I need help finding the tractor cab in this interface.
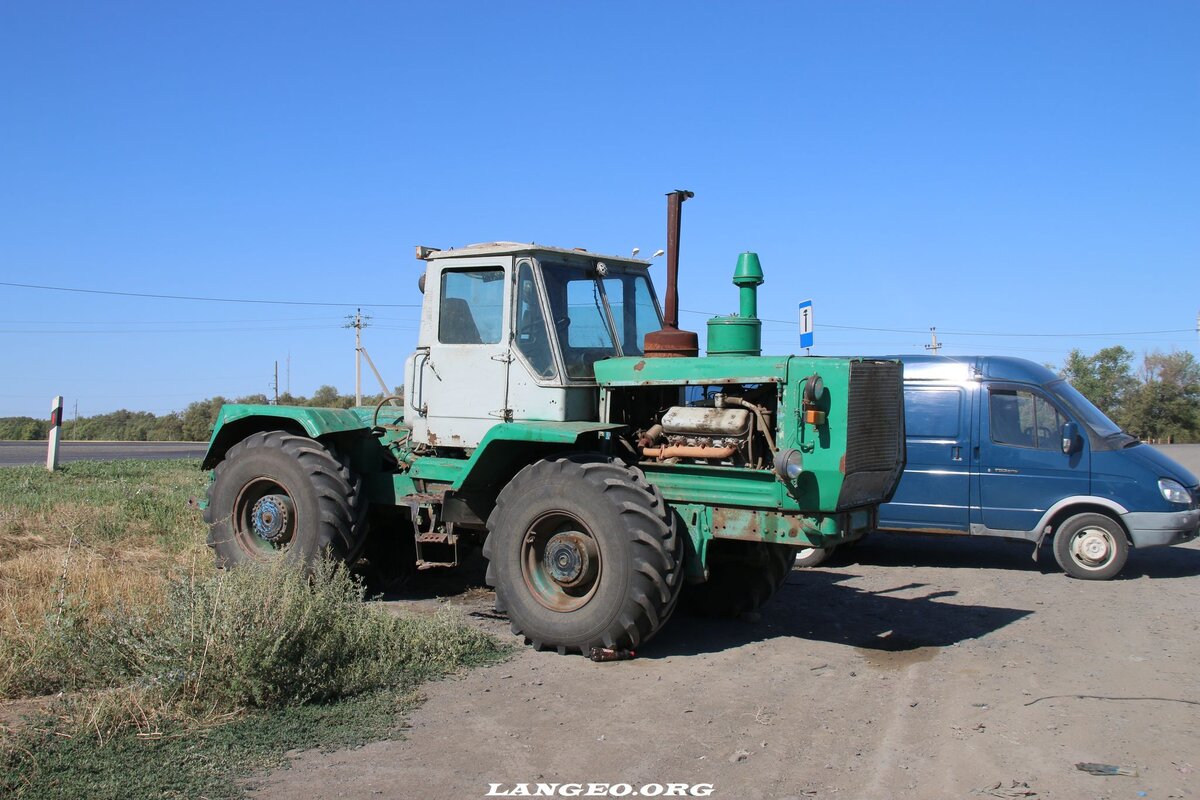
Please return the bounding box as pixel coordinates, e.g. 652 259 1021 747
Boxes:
406 243 663 449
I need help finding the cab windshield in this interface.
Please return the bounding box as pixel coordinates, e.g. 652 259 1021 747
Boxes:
540 262 661 380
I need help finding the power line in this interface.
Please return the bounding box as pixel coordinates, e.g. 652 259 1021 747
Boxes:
680 308 1193 338
0 324 338 334
0 315 342 325
0 281 421 308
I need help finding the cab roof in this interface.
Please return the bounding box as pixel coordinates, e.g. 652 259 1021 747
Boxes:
418 241 652 266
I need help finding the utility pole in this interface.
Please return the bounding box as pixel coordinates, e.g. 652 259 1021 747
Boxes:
286 351 291 396
71 400 78 440
272 361 279 404
345 308 372 407
925 327 942 355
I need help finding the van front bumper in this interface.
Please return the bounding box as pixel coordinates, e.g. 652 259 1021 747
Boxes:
1121 509 1200 548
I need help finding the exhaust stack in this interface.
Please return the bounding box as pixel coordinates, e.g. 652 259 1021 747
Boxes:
643 189 700 358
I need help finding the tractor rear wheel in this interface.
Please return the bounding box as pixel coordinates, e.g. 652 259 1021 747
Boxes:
204 431 367 568
483 454 685 654
685 540 796 617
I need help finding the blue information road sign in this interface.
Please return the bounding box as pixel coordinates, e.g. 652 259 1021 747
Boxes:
799 300 814 349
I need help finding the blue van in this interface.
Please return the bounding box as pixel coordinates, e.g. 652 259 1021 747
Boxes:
798 356 1199 579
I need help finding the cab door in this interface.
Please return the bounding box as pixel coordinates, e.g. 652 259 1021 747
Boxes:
976 384 1090 533
415 263 511 448
878 384 973 532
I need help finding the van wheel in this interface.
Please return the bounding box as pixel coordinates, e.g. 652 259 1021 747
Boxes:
1052 513 1129 580
794 545 835 568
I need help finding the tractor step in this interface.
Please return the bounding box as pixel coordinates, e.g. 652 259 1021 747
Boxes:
415 530 459 569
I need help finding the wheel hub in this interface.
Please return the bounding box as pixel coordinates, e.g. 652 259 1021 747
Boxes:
251 494 294 544
543 532 593 588
1071 527 1113 566
521 513 603 613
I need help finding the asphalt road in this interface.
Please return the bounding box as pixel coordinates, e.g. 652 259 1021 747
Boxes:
1155 443 1200 478
2 439 1197 476
0 440 208 466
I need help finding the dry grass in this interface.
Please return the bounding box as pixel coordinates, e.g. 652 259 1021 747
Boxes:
0 460 210 699
0 508 209 637
0 458 510 800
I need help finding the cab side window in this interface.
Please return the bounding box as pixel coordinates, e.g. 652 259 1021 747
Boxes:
439 268 504 344
514 261 557 379
990 389 1066 450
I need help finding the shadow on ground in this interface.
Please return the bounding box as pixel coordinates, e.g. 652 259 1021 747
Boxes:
369 534 1200 661
837 531 1200 580
639 567 1031 659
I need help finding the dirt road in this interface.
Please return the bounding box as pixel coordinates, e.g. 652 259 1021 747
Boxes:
255 534 1200 800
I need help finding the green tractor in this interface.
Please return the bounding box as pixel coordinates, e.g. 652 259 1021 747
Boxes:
200 191 905 654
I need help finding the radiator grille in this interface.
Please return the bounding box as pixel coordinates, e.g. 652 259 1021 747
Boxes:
844 361 903 476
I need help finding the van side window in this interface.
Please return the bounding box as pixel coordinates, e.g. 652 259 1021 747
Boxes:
1033 396 1066 451
439 268 504 344
905 389 961 438
990 389 1065 450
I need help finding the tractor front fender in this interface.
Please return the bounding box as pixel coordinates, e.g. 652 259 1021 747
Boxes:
409 421 626 493
202 404 378 469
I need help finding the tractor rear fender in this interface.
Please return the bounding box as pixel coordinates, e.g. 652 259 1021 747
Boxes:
202 405 376 469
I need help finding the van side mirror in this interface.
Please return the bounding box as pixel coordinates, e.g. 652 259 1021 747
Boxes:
1061 421 1080 455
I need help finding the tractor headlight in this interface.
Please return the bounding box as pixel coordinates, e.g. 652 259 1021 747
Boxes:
774 448 804 481
1158 478 1191 505
804 375 824 405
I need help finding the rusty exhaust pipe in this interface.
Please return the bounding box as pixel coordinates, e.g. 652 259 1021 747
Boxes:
643 189 699 358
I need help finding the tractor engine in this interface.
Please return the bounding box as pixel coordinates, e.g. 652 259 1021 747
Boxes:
634 390 777 468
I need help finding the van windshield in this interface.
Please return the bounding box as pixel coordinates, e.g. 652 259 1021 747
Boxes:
1047 380 1124 438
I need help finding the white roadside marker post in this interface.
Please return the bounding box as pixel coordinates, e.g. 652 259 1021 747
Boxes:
47 395 63 472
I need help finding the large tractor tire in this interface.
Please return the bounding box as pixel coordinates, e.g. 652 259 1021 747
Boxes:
684 540 796 618
204 431 368 568
483 454 685 655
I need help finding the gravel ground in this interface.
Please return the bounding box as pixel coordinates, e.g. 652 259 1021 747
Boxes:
253 533 1200 800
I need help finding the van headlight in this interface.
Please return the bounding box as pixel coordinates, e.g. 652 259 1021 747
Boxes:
1158 478 1191 505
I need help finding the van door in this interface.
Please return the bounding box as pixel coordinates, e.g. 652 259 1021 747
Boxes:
878 385 973 533
977 384 1090 534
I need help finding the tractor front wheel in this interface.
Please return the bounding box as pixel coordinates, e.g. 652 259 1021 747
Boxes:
483 455 685 654
204 431 367 568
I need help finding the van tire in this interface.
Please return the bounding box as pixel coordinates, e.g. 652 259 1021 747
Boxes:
794 545 835 568
1052 513 1128 581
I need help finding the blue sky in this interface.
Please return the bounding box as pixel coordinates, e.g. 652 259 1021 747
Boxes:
2 1 1197 419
